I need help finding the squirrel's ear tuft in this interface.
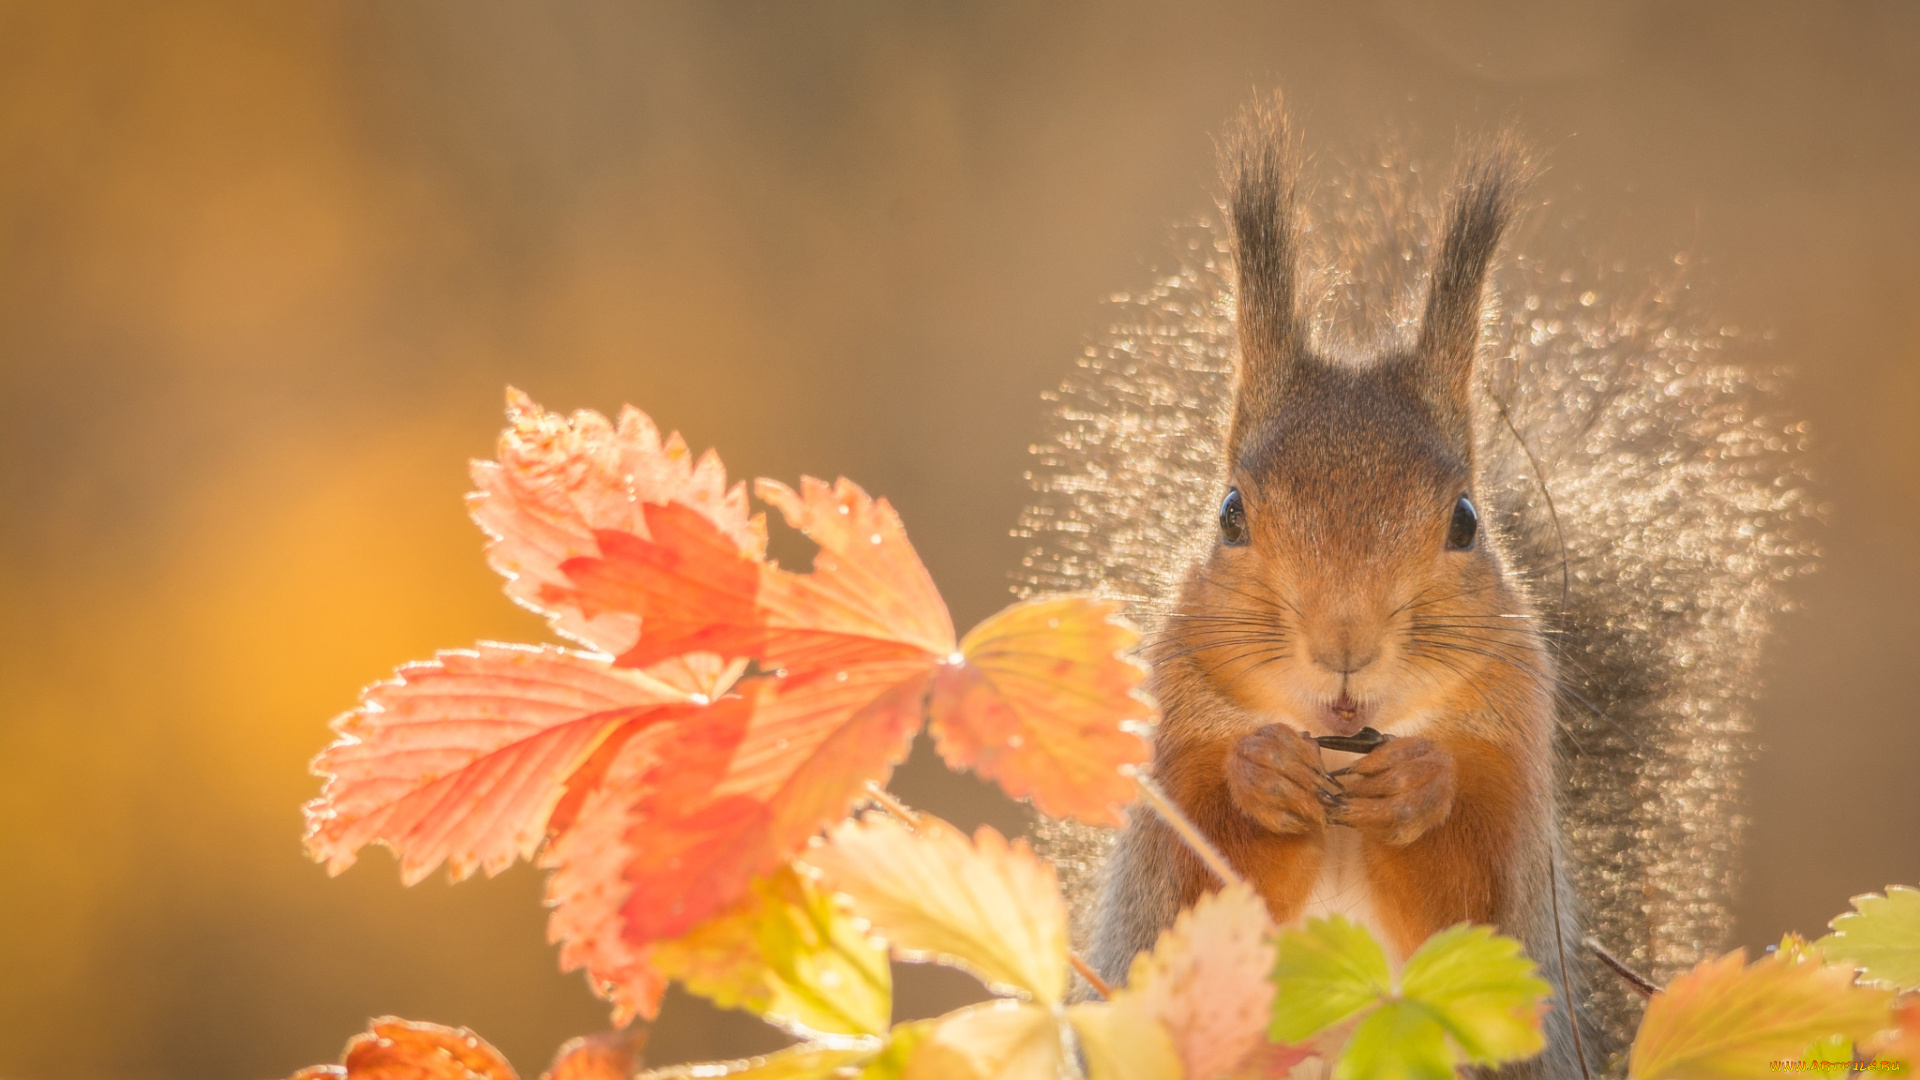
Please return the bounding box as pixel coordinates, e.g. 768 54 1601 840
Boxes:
1222 91 1305 454
1409 135 1532 449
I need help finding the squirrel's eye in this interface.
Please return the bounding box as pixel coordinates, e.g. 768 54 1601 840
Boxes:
1446 494 1478 551
1219 488 1249 547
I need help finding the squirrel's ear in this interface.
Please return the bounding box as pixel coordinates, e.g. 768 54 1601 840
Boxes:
1223 92 1306 456
1408 139 1529 450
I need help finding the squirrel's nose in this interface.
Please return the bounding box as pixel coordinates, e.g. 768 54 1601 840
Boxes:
1311 641 1378 675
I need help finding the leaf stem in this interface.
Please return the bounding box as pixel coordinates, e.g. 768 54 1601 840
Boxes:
863 781 921 833
1126 767 1244 889
1584 936 1661 999
1068 951 1114 1000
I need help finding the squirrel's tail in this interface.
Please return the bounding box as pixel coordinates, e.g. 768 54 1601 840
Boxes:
1016 152 1817 1052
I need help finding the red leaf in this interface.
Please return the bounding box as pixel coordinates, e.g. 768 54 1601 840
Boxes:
306 644 689 884
620 664 929 941
542 700 750 1023
290 1018 518 1080
555 477 955 674
928 596 1151 826
469 388 762 695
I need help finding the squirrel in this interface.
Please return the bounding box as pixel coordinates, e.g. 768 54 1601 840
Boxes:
1019 93 1818 1076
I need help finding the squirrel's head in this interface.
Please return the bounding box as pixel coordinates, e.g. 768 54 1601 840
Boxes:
1167 97 1542 738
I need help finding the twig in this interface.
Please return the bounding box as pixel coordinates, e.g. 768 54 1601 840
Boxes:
861 780 1112 1000
1126 767 1244 889
1584 936 1661 999
1068 951 1114 1001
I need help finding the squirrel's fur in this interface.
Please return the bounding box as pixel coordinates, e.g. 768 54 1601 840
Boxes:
1019 94 1816 1075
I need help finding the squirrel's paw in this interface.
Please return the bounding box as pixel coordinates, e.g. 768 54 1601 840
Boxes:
1327 735 1456 846
1226 724 1339 835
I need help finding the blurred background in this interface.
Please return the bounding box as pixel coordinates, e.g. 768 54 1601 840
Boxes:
0 2 1915 1077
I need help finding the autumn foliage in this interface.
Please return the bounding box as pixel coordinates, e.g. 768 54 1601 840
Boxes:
293 391 1920 1080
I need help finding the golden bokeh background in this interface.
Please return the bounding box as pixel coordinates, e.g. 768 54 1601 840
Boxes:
0 3 1915 1077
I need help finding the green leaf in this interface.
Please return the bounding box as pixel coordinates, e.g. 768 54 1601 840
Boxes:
1803 1035 1855 1079
858 1021 934 1080
653 866 892 1037
1818 886 1920 991
1335 1001 1453 1080
1399 923 1550 1065
1269 916 1394 1043
639 1042 881 1079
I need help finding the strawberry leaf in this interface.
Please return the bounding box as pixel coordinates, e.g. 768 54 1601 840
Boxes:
291 1017 519 1080
1398 923 1549 1066
1066 999 1184 1080
1269 916 1394 1044
306 644 692 884
470 389 763 690
901 1001 1064 1080
1819 886 1920 991
651 865 892 1038
928 596 1151 826
539 1032 646 1080
804 815 1069 1004
1335 1001 1452 1080
1120 882 1277 1080
638 1042 881 1080
1628 949 1895 1080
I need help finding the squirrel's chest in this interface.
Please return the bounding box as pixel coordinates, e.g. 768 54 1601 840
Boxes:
1297 827 1396 952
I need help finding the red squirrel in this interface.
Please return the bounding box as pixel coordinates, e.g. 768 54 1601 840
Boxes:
1086 98 1590 1076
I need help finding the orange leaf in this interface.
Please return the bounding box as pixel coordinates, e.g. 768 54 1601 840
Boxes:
306 644 693 884
469 388 762 695
928 597 1150 826
289 1017 518 1080
539 1030 647 1080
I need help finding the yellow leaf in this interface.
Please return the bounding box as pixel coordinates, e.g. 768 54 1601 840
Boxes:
639 1042 880 1080
901 1000 1064 1080
804 815 1068 1004
652 866 891 1037
1629 950 1895 1080
1069 999 1185 1080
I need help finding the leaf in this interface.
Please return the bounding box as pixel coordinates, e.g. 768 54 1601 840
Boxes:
469 388 764 673
618 665 929 943
1120 883 1276 1080
306 644 693 883
651 865 892 1038
542 693 756 1022
900 1001 1064 1080
555 476 954 675
290 1017 519 1080
857 1021 936 1080
1802 1035 1855 1079
1628 949 1896 1080
1398 923 1550 1066
539 1030 647 1080
1819 887 1920 991
1334 1002 1452 1080
803 815 1069 1004
639 1042 881 1080
928 596 1151 826
1268 916 1394 1044
1068 999 1185 1080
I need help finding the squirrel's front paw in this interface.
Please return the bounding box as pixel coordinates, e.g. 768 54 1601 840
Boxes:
1226 724 1339 835
1328 735 1456 846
